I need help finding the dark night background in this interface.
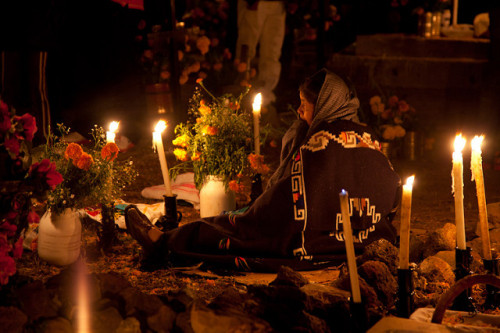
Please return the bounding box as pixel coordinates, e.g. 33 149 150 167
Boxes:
0 0 497 144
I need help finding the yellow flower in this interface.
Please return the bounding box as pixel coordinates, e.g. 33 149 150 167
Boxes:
173 148 189 161
198 100 211 116
172 134 190 148
191 151 201 161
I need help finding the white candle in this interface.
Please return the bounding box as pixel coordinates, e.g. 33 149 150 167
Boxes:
153 120 173 197
399 176 414 270
252 93 262 155
453 0 458 26
452 134 467 250
339 189 362 303
106 121 119 143
471 135 492 260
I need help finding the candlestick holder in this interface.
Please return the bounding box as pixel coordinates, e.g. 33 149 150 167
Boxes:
396 267 414 318
483 258 499 309
249 173 263 204
155 195 182 231
451 247 476 312
349 298 368 333
99 202 120 253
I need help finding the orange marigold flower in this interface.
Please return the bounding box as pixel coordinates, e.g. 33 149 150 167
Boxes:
196 78 203 84
172 134 190 148
191 151 201 161
229 180 245 193
229 101 239 110
101 142 119 162
388 95 399 108
202 125 218 135
398 100 410 112
198 103 211 116
64 143 83 160
196 117 203 124
75 152 93 170
173 148 189 161
248 153 270 174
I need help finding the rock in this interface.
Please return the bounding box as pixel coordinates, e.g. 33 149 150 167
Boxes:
485 202 500 231
116 317 142 333
434 250 455 268
147 305 176 333
358 261 397 306
488 228 500 257
297 312 331 333
90 305 123 333
175 310 195 333
422 223 456 258
269 265 309 288
332 267 382 310
38 317 73 333
417 256 455 286
167 287 196 312
409 233 429 263
14 280 58 321
209 285 251 311
359 239 399 275
190 301 273 333
0 306 28 333
98 272 133 297
118 287 165 317
300 283 350 331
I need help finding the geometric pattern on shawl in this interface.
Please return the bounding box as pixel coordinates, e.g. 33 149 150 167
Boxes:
302 130 381 152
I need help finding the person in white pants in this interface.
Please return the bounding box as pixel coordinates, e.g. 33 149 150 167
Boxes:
236 0 286 105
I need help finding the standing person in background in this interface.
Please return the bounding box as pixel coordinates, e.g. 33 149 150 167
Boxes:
236 0 297 107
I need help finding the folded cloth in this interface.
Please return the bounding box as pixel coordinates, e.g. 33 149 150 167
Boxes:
141 172 200 209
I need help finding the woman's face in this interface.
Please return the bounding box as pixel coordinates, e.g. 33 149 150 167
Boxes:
298 91 315 125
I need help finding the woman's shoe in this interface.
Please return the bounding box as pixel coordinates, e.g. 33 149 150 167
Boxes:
125 205 156 252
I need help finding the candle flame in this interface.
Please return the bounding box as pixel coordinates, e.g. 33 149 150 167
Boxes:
252 93 262 111
454 133 466 153
471 135 484 153
154 120 167 133
109 121 119 133
405 175 415 187
340 189 347 196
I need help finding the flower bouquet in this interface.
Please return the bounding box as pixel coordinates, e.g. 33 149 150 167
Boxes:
170 80 270 194
0 100 62 285
368 94 417 141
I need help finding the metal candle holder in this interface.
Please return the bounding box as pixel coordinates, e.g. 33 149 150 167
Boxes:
452 247 476 312
349 298 368 333
250 173 263 204
396 267 414 318
483 258 499 309
99 202 119 252
155 195 182 231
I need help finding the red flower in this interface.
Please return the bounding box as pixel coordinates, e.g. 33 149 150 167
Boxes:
29 159 63 190
14 113 37 142
4 137 20 155
0 220 17 238
0 252 16 285
28 210 40 225
0 100 11 132
12 237 23 259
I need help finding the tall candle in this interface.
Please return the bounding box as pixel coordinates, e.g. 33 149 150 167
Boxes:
452 134 467 250
399 176 414 270
471 135 492 260
252 93 262 155
452 0 458 26
106 121 119 143
153 120 173 197
339 189 362 303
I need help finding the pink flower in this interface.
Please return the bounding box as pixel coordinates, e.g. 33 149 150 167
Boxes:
29 159 63 190
0 100 11 132
4 137 20 155
12 237 23 259
0 252 16 285
14 113 37 142
28 210 40 225
0 219 17 238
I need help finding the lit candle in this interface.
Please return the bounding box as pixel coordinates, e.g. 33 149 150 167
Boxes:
452 134 467 250
252 93 262 155
153 120 173 197
399 175 414 270
339 189 362 303
106 121 119 143
471 135 492 260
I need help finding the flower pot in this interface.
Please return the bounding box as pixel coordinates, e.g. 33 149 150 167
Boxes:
38 209 82 266
199 176 236 218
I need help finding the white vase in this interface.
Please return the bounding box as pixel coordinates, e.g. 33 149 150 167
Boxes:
38 208 82 266
199 175 236 218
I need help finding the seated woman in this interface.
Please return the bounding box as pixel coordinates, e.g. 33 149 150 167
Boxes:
125 69 401 272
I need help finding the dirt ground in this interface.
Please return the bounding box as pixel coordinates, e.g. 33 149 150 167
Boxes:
15 119 500 306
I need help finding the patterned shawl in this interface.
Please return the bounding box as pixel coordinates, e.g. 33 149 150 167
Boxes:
266 69 360 189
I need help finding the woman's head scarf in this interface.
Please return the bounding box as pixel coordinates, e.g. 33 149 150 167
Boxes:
266 69 360 189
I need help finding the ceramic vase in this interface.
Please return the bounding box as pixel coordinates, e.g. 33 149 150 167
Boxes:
38 208 81 266
199 175 236 218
